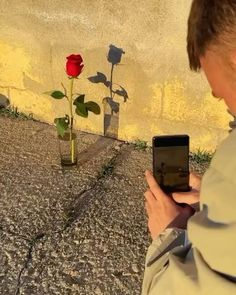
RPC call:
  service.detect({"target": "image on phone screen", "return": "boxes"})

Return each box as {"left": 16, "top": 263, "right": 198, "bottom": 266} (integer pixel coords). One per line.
{"left": 153, "top": 136, "right": 190, "bottom": 193}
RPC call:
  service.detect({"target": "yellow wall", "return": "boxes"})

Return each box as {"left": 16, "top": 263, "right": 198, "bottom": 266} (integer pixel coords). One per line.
{"left": 0, "top": 0, "right": 233, "bottom": 152}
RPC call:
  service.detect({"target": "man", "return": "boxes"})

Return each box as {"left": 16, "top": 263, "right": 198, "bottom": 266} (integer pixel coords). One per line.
{"left": 142, "top": 1, "right": 236, "bottom": 294}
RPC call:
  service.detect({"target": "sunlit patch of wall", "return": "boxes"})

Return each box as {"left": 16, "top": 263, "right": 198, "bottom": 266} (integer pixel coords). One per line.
{"left": 0, "top": 0, "right": 233, "bottom": 151}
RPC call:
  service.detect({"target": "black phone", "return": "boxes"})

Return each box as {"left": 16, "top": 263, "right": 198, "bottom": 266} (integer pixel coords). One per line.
{"left": 152, "top": 134, "right": 191, "bottom": 193}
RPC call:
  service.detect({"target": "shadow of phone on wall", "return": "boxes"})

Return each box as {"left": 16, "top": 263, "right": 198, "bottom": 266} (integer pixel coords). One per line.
{"left": 88, "top": 44, "right": 128, "bottom": 139}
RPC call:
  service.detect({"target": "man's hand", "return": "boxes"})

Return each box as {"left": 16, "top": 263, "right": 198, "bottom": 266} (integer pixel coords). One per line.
{"left": 171, "top": 172, "right": 201, "bottom": 210}
{"left": 144, "top": 170, "right": 195, "bottom": 240}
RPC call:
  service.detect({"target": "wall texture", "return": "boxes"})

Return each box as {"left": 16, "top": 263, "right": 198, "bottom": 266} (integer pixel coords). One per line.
{"left": 0, "top": 0, "right": 233, "bottom": 151}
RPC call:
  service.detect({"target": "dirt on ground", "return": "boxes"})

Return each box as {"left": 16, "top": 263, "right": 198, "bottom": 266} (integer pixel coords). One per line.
{"left": 0, "top": 117, "right": 209, "bottom": 295}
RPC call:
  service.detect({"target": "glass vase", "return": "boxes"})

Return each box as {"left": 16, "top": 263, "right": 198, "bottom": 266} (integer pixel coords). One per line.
{"left": 58, "top": 131, "right": 77, "bottom": 166}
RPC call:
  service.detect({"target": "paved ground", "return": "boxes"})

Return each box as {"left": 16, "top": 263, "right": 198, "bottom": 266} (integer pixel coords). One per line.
{"left": 0, "top": 117, "right": 208, "bottom": 295}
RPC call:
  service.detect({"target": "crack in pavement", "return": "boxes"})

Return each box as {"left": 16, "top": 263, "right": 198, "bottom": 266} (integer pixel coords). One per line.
{"left": 62, "top": 144, "right": 126, "bottom": 231}
{"left": 15, "top": 233, "right": 45, "bottom": 295}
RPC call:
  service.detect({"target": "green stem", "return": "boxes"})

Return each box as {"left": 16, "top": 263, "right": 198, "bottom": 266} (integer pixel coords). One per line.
{"left": 69, "top": 78, "right": 75, "bottom": 163}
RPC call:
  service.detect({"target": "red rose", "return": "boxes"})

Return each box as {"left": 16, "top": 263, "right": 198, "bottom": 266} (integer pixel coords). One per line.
{"left": 66, "top": 54, "right": 84, "bottom": 77}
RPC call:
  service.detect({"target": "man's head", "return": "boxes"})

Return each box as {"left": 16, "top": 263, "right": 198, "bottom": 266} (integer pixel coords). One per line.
{"left": 187, "top": 0, "right": 236, "bottom": 116}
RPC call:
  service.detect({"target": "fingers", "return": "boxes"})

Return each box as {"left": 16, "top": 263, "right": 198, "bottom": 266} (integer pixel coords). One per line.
{"left": 144, "top": 189, "right": 156, "bottom": 210}
{"left": 145, "top": 200, "right": 151, "bottom": 216}
{"left": 145, "top": 170, "right": 167, "bottom": 200}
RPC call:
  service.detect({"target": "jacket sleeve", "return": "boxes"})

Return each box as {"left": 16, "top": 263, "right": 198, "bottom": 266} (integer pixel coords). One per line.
{"left": 142, "top": 228, "right": 187, "bottom": 295}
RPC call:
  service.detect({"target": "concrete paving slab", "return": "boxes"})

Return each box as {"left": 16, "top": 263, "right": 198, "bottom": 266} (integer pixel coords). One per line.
{"left": 0, "top": 116, "right": 208, "bottom": 294}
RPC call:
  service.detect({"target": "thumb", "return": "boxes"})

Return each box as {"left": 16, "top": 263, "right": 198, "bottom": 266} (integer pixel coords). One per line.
{"left": 171, "top": 189, "right": 199, "bottom": 205}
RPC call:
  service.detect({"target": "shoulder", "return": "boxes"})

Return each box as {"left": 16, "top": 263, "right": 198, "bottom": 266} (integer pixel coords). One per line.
{"left": 210, "top": 129, "right": 236, "bottom": 174}
{"left": 200, "top": 129, "right": 236, "bottom": 223}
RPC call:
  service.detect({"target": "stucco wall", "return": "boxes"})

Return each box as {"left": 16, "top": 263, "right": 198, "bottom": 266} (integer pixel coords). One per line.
{"left": 0, "top": 0, "right": 232, "bottom": 151}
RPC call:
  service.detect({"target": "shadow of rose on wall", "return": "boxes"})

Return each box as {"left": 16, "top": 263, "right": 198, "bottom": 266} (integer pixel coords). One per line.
{"left": 88, "top": 44, "right": 128, "bottom": 139}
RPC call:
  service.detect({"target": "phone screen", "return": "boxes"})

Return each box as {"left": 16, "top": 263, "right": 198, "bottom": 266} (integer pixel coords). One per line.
{"left": 153, "top": 136, "right": 190, "bottom": 193}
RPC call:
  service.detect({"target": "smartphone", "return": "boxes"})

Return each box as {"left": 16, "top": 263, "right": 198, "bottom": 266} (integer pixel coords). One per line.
{"left": 152, "top": 135, "right": 190, "bottom": 193}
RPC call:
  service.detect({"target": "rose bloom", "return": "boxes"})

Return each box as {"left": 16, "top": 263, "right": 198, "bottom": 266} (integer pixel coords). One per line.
{"left": 66, "top": 54, "right": 84, "bottom": 77}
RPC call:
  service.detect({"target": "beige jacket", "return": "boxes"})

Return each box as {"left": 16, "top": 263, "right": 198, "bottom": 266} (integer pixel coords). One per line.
{"left": 142, "top": 129, "right": 236, "bottom": 295}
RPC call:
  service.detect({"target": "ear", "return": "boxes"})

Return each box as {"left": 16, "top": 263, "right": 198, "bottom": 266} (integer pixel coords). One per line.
{"left": 230, "top": 50, "right": 236, "bottom": 68}
{"left": 199, "top": 56, "right": 204, "bottom": 68}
